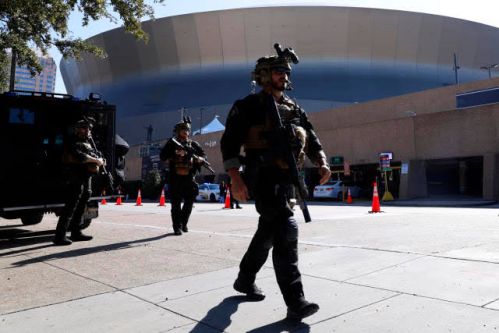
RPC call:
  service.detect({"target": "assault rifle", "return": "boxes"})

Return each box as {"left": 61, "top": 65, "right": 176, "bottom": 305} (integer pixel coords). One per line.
{"left": 171, "top": 137, "right": 215, "bottom": 174}
{"left": 266, "top": 94, "right": 312, "bottom": 222}
{"left": 88, "top": 135, "right": 114, "bottom": 191}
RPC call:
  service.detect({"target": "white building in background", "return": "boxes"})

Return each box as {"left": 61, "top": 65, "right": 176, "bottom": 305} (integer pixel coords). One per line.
{"left": 15, "top": 55, "right": 56, "bottom": 93}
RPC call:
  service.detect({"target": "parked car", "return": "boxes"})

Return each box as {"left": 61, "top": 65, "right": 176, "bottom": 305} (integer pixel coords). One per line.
{"left": 196, "top": 183, "right": 220, "bottom": 202}
{"left": 313, "top": 181, "right": 362, "bottom": 200}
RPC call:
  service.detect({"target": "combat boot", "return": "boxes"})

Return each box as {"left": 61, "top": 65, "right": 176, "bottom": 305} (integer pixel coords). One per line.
{"left": 173, "top": 228, "right": 182, "bottom": 236}
{"left": 233, "top": 278, "right": 265, "bottom": 301}
{"left": 70, "top": 231, "right": 93, "bottom": 241}
{"left": 53, "top": 236, "right": 72, "bottom": 246}
{"left": 286, "top": 300, "right": 319, "bottom": 320}
{"left": 181, "top": 224, "right": 188, "bottom": 233}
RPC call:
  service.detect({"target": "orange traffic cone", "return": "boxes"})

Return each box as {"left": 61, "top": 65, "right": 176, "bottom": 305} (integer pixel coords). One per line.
{"left": 224, "top": 188, "right": 231, "bottom": 209}
{"left": 100, "top": 190, "right": 107, "bottom": 205}
{"left": 158, "top": 188, "right": 166, "bottom": 207}
{"left": 347, "top": 187, "right": 353, "bottom": 204}
{"left": 135, "top": 189, "right": 142, "bottom": 206}
{"left": 369, "top": 182, "right": 382, "bottom": 213}
{"left": 115, "top": 189, "right": 122, "bottom": 205}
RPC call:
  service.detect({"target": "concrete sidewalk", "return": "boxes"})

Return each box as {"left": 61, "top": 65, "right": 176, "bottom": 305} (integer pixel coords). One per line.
{"left": 1, "top": 203, "right": 499, "bottom": 332}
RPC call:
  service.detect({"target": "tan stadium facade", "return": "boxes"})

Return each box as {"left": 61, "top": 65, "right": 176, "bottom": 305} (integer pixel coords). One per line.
{"left": 61, "top": 6, "right": 499, "bottom": 145}
{"left": 60, "top": 6, "right": 499, "bottom": 199}
{"left": 123, "top": 77, "right": 499, "bottom": 200}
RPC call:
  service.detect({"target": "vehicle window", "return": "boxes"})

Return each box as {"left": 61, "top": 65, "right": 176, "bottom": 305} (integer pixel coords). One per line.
{"left": 9, "top": 108, "right": 35, "bottom": 125}
{"left": 209, "top": 185, "right": 218, "bottom": 190}
{"left": 199, "top": 185, "right": 207, "bottom": 190}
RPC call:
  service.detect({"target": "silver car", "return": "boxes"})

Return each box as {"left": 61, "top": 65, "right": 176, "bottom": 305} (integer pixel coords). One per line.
{"left": 196, "top": 183, "right": 220, "bottom": 202}
{"left": 313, "top": 181, "right": 361, "bottom": 200}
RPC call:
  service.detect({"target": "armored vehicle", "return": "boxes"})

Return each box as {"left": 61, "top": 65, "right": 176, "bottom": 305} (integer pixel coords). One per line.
{"left": 0, "top": 91, "right": 127, "bottom": 227}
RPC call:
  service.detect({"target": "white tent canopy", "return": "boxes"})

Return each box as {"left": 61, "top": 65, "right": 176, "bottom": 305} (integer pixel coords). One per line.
{"left": 193, "top": 116, "right": 225, "bottom": 135}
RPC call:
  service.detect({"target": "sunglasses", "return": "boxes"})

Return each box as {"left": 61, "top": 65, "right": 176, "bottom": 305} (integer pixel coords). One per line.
{"left": 272, "top": 67, "right": 290, "bottom": 75}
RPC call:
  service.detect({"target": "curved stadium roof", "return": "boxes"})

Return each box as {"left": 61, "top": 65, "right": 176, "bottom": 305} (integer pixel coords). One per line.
{"left": 61, "top": 6, "right": 499, "bottom": 144}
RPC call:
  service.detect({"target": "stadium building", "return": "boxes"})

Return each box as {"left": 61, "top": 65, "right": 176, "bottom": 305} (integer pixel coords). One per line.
{"left": 60, "top": 6, "right": 499, "bottom": 199}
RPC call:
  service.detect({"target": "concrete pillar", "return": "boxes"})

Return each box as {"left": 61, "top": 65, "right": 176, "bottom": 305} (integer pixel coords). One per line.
{"left": 399, "top": 160, "right": 427, "bottom": 199}
{"left": 458, "top": 161, "right": 467, "bottom": 194}
{"left": 482, "top": 153, "right": 499, "bottom": 200}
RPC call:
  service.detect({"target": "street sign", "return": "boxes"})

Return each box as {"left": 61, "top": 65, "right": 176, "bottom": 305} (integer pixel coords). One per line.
{"left": 379, "top": 153, "right": 391, "bottom": 171}
{"left": 330, "top": 156, "right": 344, "bottom": 166}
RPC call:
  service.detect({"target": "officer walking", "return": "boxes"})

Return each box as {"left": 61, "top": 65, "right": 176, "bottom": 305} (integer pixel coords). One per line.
{"left": 54, "top": 118, "right": 104, "bottom": 246}
{"left": 220, "top": 44, "right": 331, "bottom": 320}
{"left": 160, "top": 118, "right": 206, "bottom": 235}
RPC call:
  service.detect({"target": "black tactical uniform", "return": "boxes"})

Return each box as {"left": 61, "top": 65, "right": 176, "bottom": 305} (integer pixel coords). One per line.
{"left": 54, "top": 119, "right": 101, "bottom": 245}
{"left": 221, "top": 45, "right": 329, "bottom": 319}
{"left": 160, "top": 125, "right": 205, "bottom": 235}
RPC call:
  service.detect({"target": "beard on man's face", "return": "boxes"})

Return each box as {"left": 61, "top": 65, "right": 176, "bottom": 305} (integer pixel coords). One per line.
{"left": 271, "top": 79, "right": 287, "bottom": 91}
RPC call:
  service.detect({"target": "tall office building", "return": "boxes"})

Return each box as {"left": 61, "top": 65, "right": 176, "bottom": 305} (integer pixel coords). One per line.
{"left": 15, "top": 55, "right": 56, "bottom": 93}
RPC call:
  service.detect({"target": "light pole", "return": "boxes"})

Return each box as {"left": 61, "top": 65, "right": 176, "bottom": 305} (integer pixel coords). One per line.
{"left": 199, "top": 108, "right": 204, "bottom": 135}
{"left": 179, "top": 107, "right": 188, "bottom": 121}
{"left": 480, "top": 64, "right": 499, "bottom": 78}
{"left": 453, "top": 53, "right": 460, "bottom": 84}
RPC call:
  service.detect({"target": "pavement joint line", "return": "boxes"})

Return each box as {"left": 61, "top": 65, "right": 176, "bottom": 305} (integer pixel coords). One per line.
{"left": 0, "top": 253, "right": 130, "bottom": 316}
{"left": 0, "top": 289, "right": 117, "bottom": 317}
{"left": 97, "top": 221, "right": 499, "bottom": 266}
{"left": 297, "top": 293, "right": 403, "bottom": 330}
{"left": 314, "top": 275, "right": 499, "bottom": 312}
{"left": 159, "top": 322, "right": 222, "bottom": 333}
{"left": 341, "top": 255, "right": 427, "bottom": 282}
{"left": 120, "top": 289, "right": 223, "bottom": 332}
{"left": 482, "top": 297, "right": 499, "bottom": 308}
{"left": 300, "top": 241, "right": 499, "bottom": 266}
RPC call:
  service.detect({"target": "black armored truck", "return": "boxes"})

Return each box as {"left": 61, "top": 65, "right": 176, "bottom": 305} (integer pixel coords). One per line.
{"left": 0, "top": 91, "right": 128, "bottom": 228}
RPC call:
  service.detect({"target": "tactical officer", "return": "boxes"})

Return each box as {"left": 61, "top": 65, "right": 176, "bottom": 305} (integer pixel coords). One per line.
{"left": 54, "top": 118, "right": 104, "bottom": 246}
{"left": 160, "top": 118, "right": 206, "bottom": 235}
{"left": 220, "top": 44, "right": 331, "bottom": 320}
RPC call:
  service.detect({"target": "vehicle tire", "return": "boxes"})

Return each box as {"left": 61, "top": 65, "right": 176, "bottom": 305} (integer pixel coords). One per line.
{"left": 21, "top": 212, "right": 44, "bottom": 225}
{"left": 80, "top": 218, "right": 92, "bottom": 230}
{"left": 210, "top": 193, "right": 216, "bottom": 202}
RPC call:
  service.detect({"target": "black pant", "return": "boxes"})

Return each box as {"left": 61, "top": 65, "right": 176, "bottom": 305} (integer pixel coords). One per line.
{"left": 170, "top": 175, "right": 197, "bottom": 230}
{"left": 55, "top": 173, "right": 92, "bottom": 237}
{"left": 238, "top": 166, "right": 304, "bottom": 306}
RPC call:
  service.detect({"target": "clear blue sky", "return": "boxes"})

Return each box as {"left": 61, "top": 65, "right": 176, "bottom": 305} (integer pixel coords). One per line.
{"left": 51, "top": 0, "right": 499, "bottom": 94}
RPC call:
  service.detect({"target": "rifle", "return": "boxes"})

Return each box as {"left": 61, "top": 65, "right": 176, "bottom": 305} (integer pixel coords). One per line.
{"left": 88, "top": 135, "right": 114, "bottom": 191}
{"left": 171, "top": 137, "right": 215, "bottom": 174}
{"left": 266, "top": 94, "right": 312, "bottom": 222}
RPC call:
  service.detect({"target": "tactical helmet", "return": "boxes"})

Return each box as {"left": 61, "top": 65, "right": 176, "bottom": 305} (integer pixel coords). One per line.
{"left": 174, "top": 116, "right": 191, "bottom": 133}
{"left": 251, "top": 43, "right": 299, "bottom": 87}
{"left": 252, "top": 56, "right": 292, "bottom": 86}
{"left": 75, "top": 117, "right": 94, "bottom": 129}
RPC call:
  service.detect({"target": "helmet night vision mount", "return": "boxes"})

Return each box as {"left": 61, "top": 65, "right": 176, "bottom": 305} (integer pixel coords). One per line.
{"left": 174, "top": 116, "right": 192, "bottom": 133}
{"left": 252, "top": 43, "right": 300, "bottom": 90}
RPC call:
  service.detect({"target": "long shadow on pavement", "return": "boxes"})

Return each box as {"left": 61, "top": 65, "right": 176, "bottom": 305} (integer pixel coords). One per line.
{"left": 8, "top": 233, "right": 170, "bottom": 267}
{"left": 247, "top": 319, "right": 310, "bottom": 333}
{"left": 1, "top": 229, "right": 56, "bottom": 256}
{"left": 189, "top": 296, "right": 310, "bottom": 333}
{"left": 189, "top": 296, "right": 252, "bottom": 332}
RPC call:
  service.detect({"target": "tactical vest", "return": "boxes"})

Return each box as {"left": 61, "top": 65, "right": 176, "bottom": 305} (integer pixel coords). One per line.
{"left": 243, "top": 96, "right": 307, "bottom": 168}
{"left": 62, "top": 140, "right": 100, "bottom": 173}
{"left": 173, "top": 140, "right": 194, "bottom": 176}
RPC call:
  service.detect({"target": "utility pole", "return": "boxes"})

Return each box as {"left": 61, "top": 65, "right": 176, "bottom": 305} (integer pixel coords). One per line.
{"left": 179, "top": 107, "right": 186, "bottom": 121}
{"left": 480, "top": 64, "right": 499, "bottom": 78}
{"left": 199, "top": 108, "right": 204, "bottom": 135}
{"left": 453, "top": 53, "right": 460, "bottom": 85}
